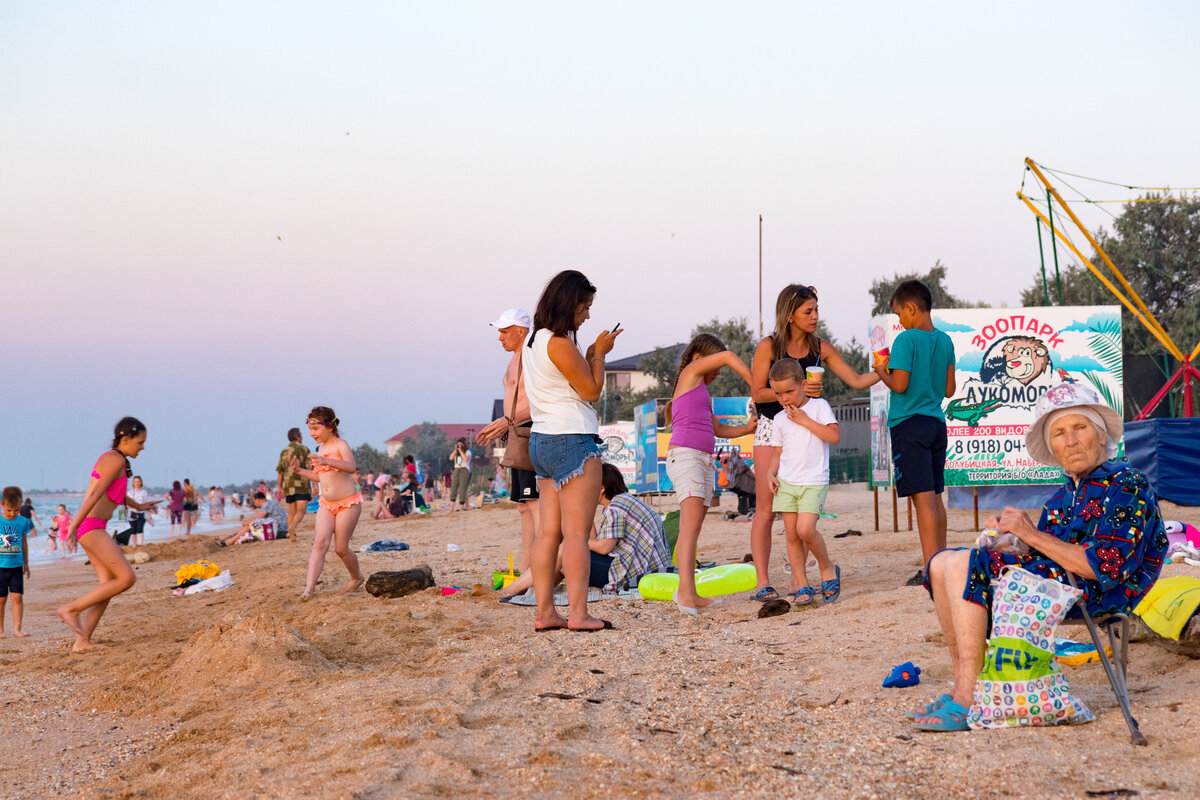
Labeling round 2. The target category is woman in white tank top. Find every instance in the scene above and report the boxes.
[523,270,622,632]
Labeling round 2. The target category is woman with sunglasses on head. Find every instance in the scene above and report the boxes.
[57,417,159,652]
[748,285,880,602]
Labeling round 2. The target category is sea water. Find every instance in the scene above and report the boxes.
[22,493,239,565]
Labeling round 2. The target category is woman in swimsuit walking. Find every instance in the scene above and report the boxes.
[57,417,159,652]
[290,406,365,598]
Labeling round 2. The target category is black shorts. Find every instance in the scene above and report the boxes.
[509,468,540,504]
[129,513,147,534]
[0,566,24,596]
[889,415,947,497]
[285,493,312,504]
[588,552,613,589]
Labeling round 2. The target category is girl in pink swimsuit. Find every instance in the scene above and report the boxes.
[290,406,365,598]
[57,417,160,652]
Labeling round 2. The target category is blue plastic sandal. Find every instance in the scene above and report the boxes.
[905,693,952,720]
[789,587,817,606]
[911,699,971,732]
[821,564,842,603]
[750,586,779,602]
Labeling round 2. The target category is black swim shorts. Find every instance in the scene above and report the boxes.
[889,415,947,497]
[508,468,540,504]
[285,493,313,504]
[0,566,24,596]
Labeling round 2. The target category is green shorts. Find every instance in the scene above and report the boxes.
[772,481,827,515]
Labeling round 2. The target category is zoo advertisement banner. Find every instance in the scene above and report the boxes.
[599,422,637,490]
[869,306,1123,487]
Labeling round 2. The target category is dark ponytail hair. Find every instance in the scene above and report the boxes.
[112,416,146,449]
[531,270,596,345]
[307,406,340,437]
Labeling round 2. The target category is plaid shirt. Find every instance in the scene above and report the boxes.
[597,493,672,593]
[277,442,312,497]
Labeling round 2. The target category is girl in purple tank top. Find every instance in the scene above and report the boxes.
[665,334,758,614]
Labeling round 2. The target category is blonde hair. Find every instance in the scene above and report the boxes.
[770,284,820,363]
[666,334,726,425]
[768,358,805,384]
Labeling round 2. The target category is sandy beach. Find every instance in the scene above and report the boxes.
[3,486,1199,800]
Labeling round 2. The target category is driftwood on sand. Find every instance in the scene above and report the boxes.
[365,565,435,598]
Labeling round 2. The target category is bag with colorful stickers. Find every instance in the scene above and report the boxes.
[968,566,1094,729]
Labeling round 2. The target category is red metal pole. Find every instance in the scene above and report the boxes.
[1135,365,1184,421]
[1185,361,1194,417]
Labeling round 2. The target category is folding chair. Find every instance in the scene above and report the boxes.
[1061,573,1147,746]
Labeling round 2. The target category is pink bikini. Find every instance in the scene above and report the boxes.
[76,451,129,541]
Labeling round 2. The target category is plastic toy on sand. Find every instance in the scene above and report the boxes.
[883,661,921,688]
[637,563,757,601]
[492,553,520,590]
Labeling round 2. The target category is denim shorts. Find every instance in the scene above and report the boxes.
[528,432,602,489]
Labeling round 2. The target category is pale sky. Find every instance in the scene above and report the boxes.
[4,1,1199,489]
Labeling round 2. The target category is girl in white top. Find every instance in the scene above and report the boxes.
[522,270,621,632]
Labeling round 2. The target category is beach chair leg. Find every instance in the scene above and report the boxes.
[1064,578,1147,746]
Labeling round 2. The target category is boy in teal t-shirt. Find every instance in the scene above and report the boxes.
[0,486,32,638]
[873,280,956,574]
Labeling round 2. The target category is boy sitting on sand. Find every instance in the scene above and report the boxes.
[0,486,32,638]
[766,360,842,606]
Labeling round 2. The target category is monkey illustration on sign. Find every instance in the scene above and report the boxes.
[979,336,1051,386]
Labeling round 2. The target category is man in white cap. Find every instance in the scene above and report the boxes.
[476,308,539,587]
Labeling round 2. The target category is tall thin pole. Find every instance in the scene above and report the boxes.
[758,214,763,338]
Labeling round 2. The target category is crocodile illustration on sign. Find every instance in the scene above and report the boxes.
[945,397,1004,427]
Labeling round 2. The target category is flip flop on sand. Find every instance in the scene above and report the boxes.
[567,619,614,632]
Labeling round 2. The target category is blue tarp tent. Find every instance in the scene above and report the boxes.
[1125,418,1200,506]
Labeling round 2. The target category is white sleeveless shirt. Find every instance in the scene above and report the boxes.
[522,329,599,435]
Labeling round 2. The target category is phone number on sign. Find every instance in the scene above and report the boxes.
[949,436,1025,455]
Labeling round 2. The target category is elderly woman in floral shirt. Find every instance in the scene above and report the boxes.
[909,381,1168,732]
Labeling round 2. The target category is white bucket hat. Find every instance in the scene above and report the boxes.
[1025,381,1123,467]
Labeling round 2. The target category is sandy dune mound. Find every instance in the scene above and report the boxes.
[162,614,335,694]
[124,535,223,561]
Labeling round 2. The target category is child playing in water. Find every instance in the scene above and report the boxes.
[44,504,71,555]
[1,486,32,638]
[290,406,366,597]
[665,334,757,614]
[56,505,73,555]
[766,359,842,605]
